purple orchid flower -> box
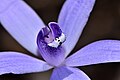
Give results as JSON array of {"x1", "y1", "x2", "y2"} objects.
[{"x1": 0, "y1": 0, "x2": 120, "y2": 80}]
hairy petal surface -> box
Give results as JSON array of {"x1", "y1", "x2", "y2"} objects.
[
  {"x1": 0, "y1": 52, "x2": 53, "y2": 75},
  {"x1": 50, "y1": 66, "x2": 90, "y2": 80},
  {"x1": 0, "y1": 0, "x2": 45, "y2": 56},
  {"x1": 58, "y1": 0, "x2": 95, "y2": 57},
  {"x1": 65, "y1": 40, "x2": 120, "y2": 67}
]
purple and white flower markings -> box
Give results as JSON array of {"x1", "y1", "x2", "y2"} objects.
[
  {"x1": 37, "y1": 22, "x2": 66, "y2": 66},
  {"x1": 1, "y1": 0, "x2": 120, "y2": 80}
]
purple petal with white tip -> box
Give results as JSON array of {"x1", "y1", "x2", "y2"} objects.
[
  {"x1": 58, "y1": 0, "x2": 95, "y2": 57},
  {"x1": 0, "y1": 52, "x2": 53, "y2": 75},
  {"x1": 65, "y1": 40, "x2": 120, "y2": 67},
  {"x1": 37, "y1": 28, "x2": 65, "y2": 66},
  {"x1": 50, "y1": 66, "x2": 90, "y2": 80},
  {"x1": 0, "y1": 0, "x2": 45, "y2": 56}
]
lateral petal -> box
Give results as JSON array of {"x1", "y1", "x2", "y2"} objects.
[
  {"x1": 0, "y1": 52, "x2": 53, "y2": 75},
  {"x1": 0, "y1": 1, "x2": 45, "y2": 56},
  {"x1": 58, "y1": 0, "x2": 95, "y2": 57},
  {"x1": 65, "y1": 40, "x2": 120, "y2": 67}
]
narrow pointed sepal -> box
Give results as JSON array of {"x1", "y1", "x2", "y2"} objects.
[
  {"x1": 58, "y1": 0, "x2": 95, "y2": 57},
  {"x1": 0, "y1": 1, "x2": 45, "y2": 56},
  {"x1": 65, "y1": 40, "x2": 120, "y2": 67},
  {"x1": 0, "y1": 52, "x2": 53, "y2": 75}
]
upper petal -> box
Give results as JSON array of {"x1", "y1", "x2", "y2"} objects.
[
  {"x1": 65, "y1": 40, "x2": 120, "y2": 67},
  {"x1": 58, "y1": 0, "x2": 95, "y2": 57},
  {"x1": 0, "y1": 51, "x2": 53, "y2": 75},
  {"x1": 50, "y1": 66, "x2": 90, "y2": 80},
  {"x1": 0, "y1": 1, "x2": 45, "y2": 56}
]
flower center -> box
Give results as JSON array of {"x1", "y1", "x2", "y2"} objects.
[
  {"x1": 48, "y1": 33, "x2": 65, "y2": 48},
  {"x1": 37, "y1": 22, "x2": 66, "y2": 66},
  {"x1": 42, "y1": 22, "x2": 66, "y2": 48}
]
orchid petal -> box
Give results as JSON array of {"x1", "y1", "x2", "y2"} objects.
[
  {"x1": 50, "y1": 66, "x2": 90, "y2": 80},
  {"x1": 0, "y1": 1, "x2": 45, "y2": 56},
  {"x1": 58, "y1": 0, "x2": 95, "y2": 57},
  {"x1": 0, "y1": 0, "x2": 15, "y2": 13},
  {"x1": 0, "y1": 52, "x2": 53, "y2": 75},
  {"x1": 65, "y1": 40, "x2": 120, "y2": 67},
  {"x1": 37, "y1": 28, "x2": 65, "y2": 66}
]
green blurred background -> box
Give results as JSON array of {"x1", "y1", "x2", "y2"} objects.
[{"x1": 0, "y1": 0, "x2": 120, "y2": 80}]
